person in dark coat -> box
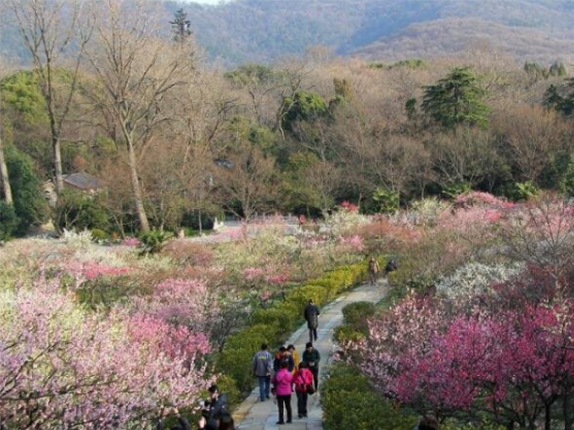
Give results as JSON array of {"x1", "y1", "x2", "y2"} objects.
[
  {"x1": 157, "y1": 408, "x2": 191, "y2": 430},
  {"x1": 303, "y1": 300, "x2": 320, "y2": 342},
  {"x1": 301, "y1": 342, "x2": 321, "y2": 390},
  {"x1": 204, "y1": 385, "x2": 228, "y2": 430}
]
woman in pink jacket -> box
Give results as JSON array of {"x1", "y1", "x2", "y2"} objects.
[
  {"x1": 293, "y1": 362, "x2": 314, "y2": 418},
  {"x1": 272, "y1": 360, "x2": 293, "y2": 424}
]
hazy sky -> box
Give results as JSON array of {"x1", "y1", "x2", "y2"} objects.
[{"x1": 181, "y1": 0, "x2": 233, "y2": 4}]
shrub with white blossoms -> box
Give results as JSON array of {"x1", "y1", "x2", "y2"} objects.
[
  {"x1": 60, "y1": 228, "x2": 93, "y2": 247},
  {"x1": 325, "y1": 202, "x2": 369, "y2": 236},
  {"x1": 436, "y1": 262, "x2": 523, "y2": 301},
  {"x1": 409, "y1": 197, "x2": 450, "y2": 226}
]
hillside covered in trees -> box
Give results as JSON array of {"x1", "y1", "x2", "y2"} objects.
[
  {"x1": 1, "y1": 0, "x2": 574, "y2": 67},
  {"x1": 1, "y1": 0, "x2": 574, "y2": 240}
]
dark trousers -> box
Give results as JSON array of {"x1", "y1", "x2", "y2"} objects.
[
  {"x1": 296, "y1": 391, "x2": 308, "y2": 416},
  {"x1": 257, "y1": 375, "x2": 270, "y2": 401},
  {"x1": 308, "y1": 327, "x2": 318, "y2": 342},
  {"x1": 310, "y1": 366, "x2": 319, "y2": 390},
  {"x1": 277, "y1": 394, "x2": 292, "y2": 423}
]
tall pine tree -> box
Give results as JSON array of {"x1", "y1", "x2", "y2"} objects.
[
  {"x1": 422, "y1": 67, "x2": 489, "y2": 129},
  {"x1": 170, "y1": 9, "x2": 192, "y2": 45}
]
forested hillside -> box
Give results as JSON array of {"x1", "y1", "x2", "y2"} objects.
[{"x1": 1, "y1": 0, "x2": 574, "y2": 66}]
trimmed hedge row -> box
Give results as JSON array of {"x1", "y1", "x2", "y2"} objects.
[
  {"x1": 322, "y1": 364, "x2": 417, "y2": 430},
  {"x1": 217, "y1": 261, "x2": 370, "y2": 397}
]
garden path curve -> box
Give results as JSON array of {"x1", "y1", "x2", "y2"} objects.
[{"x1": 233, "y1": 280, "x2": 387, "y2": 430}]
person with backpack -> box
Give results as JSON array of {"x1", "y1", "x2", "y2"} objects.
[
  {"x1": 272, "y1": 360, "x2": 294, "y2": 425},
  {"x1": 252, "y1": 343, "x2": 273, "y2": 402},
  {"x1": 304, "y1": 300, "x2": 320, "y2": 342},
  {"x1": 385, "y1": 257, "x2": 398, "y2": 276},
  {"x1": 273, "y1": 346, "x2": 294, "y2": 373},
  {"x1": 368, "y1": 256, "x2": 380, "y2": 285},
  {"x1": 302, "y1": 342, "x2": 321, "y2": 390},
  {"x1": 293, "y1": 362, "x2": 314, "y2": 418}
]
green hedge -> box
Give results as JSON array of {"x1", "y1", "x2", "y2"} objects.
[
  {"x1": 217, "y1": 260, "x2": 371, "y2": 398},
  {"x1": 322, "y1": 364, "x2": 417, "y2": 430}
]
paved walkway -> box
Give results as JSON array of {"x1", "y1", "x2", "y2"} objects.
[{"x1": 233, "y1": 281, "x2": 387, "y2": 430}]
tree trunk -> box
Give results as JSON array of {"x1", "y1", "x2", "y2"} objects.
[
  {"x1": 565, "y1": 392, "x2": 572, "y2": 430},
  {"x1": 0, "y1": 134, "x2": 13, "y2": 205},
  {"x1": 126, "y1": 140, "x2": 150, "y2": 232},
  {"x1": 544, "y1": 402, "x2": 551, "y2": 430},
  {"x1": 51, "y1": 127, "x2": 64, "y2": 196},
  {"x1": 198, "y1": 208, "x2": 202, "y2": 234}
]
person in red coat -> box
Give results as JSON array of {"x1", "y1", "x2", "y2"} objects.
[{"x1": 293, "y1": 362, "x2": 314, "y2": 418}]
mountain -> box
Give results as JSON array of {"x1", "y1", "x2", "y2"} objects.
[
  {"x1": 168, "y1": 0, "x2": 574, "y2": 65},
  {"x1": 1, "y1": 0, "x2": 573, "y2": 67}
]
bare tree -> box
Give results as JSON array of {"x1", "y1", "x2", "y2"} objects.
[
  {"x1": 429, "y1": 127, "x2": 499, "y2": 188},
  {"x1": 495, "y1": 105, "x2": 568, "y2": 183},
  {"x1": 9, "y1": 0, "x2": 91, "y2": 196},
  {"x1": 82, "y1": 0, "x2": 194, "y2": 232},
  {"x1": 215, "y1": 144, "x2": 276, "y2": 223}
]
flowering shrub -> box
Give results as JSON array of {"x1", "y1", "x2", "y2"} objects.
[
  {"x1": 436, "y1": 262, "x2": 522, "y2": 302},
  {"x1": 121, "y1": 236, "x2": 141, "y2": 247},
  {"x1": 338, "y1": 235, "x2": 365, "y2": 252},
  {"x1": 347, "y1": 278, "x2": 574, "y2": 428},
  {"x1": 60, "y1": 228, "x2": 93, "y2": 246},
  {"x1": 0, "y1": 279, "x2": 212, "y2": 429},
  {"x1": 63, "y1": 260, "x2": 131, "y2": 282},
  {"x1": 454, "y1": 191, "x2": 509, "y2": 209}
]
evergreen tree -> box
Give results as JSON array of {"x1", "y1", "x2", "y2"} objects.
[
  {"x1": 545, "y1": 78, "x2": 574, "y2": 116},
  {"x1": 170, "y1": 8, "x2": 192, "y2": 45},
  {"x1": 422, "y1": 67, "x2": 490, "y2": 129}
]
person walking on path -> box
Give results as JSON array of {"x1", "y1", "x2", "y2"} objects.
[
  {"x1": 252, "y1": 343, "x2": 273, "y2": 402},
  {"x1": 273, "y1": 346, "x2": 295, "y2": 373},
  {"x1": 287, "y1": 344, "x2": 300, "y2": 375},
  {"x1": 304, "y1": 300, "x2": 320, "y2": 342},
  {"x1": 272, "y1": 360, "x2": 294, "y2": 425},
  {"x1": 368, "y1": 256, "x2": 380, "y2": 286},
  {"x1": 302, "y1": 342, "x2": 321, "y2": 390},
  {"x1": 293, "y1": 362, "x2": 314, "y2": 418}
]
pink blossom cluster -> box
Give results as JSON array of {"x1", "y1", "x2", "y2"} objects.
[
  {"x1": 347, "y1": 282, "x2": 574, "y2": 425},
  {"x1": 243, "y1": 266, "x2": 290, "y2": 285},
  {"x1": 339, "y1": 201, "x2": 359, "y2": 212},
  {"x1": 0, "y1": 278, "x2": 212, "y2": 429},
  {"x1": 121, "y1": 236, "x2": 141, "y2": 247},
  {"x1": 63, "y1": 261, "x2": 131, "y2": 281},
  {"x1": 339, "y1": 235, "x2": 365, "y2": 252},
  {"x1": 454, "y1": 191, "x2": 511, "y2": 209}
]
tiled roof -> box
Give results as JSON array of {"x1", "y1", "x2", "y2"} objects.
[{"x1": 63, "y1": 173, "x2": 104, "y2": 190}]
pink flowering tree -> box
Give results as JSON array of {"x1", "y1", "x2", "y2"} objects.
[
  {"x1": 0, "y1": 279, "x2": 212, "y2": 429},
  {"x1": 346, "y1": 284, "x2": 574, "y2": 429}
]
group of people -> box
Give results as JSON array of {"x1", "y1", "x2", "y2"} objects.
[
  {"x1": 368, "y1": 255, "x2": 398, "y2": 285},
  {"x1": 252, "y1": 341, "x2": 321, "y2": 425},
  {"x1": 251, "y1": 299, "x2": 323, "y2": 425}
]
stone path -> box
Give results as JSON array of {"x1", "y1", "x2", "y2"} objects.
[{"x1": 233, "y1": 280, "x2": 387, "y2": 430}]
